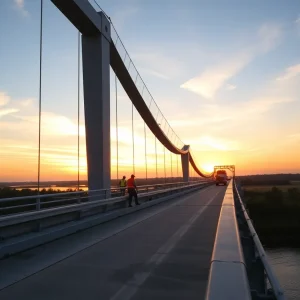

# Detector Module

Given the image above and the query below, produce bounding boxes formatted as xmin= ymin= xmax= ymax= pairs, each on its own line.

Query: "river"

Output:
xmin=267 ymin=248 xmax=300 ymax=300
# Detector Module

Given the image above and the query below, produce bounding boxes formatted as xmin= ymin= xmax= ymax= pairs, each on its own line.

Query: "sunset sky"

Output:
xmin=0 ymin=0 xmax=300 ymax=182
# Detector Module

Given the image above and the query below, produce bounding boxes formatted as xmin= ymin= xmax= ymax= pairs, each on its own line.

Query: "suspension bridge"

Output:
xmin=0 ymin=1 xmax=285 ymax=299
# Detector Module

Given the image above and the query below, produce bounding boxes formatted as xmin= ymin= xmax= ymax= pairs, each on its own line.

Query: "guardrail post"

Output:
xmin=249 ymin=257 xmax=267 ymax=295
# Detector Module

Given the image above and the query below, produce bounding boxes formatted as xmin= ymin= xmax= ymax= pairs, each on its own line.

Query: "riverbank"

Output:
xmin=243 ymin=185 xmax=300 ymax=247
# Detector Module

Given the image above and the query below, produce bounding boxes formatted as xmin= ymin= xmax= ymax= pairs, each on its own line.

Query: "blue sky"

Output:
xmin=0 ymin=0 xmax=300 ymax=181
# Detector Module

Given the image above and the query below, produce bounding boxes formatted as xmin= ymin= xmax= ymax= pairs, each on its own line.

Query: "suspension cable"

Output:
xmin=37 ymin=0 xmax=43 ymax=198
xmin=77 ymin=31 xmax=80 ymax=191
xmin=115 ymin=75 xmax=119 ymax=181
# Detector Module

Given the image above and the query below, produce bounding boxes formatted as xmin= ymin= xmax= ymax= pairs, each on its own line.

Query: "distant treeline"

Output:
xmin=243 ymin=186 xmax=300 ymax=247
xmin=0 ymin=177 xmax=201 ymax=199
xmin=237 ymin=173 xmax=300 ymax=186
xmin=0 ymin=177 xmax=203 ymax=189
xmin=0 ymin=187 xmax=80 ymax=199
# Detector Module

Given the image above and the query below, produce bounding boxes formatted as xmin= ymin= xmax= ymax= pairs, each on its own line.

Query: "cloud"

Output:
xmin=242 ymin=96 xmax=293 ymax=115
xmin=287 ymin=133 xmax=300 ymax=140
xmin=0 ymin=92 xmax=10 ymax=106
xmin=16 ymin=112 xmax=85 ymax=136
xmin=296 ymin=15 xmax=300 ymax=36
xmin=112 ymin=7 xmax=138 ymax=30
xmin=0 ymin=108 xmax=20 ymax=118
xmin=180 ymin=23 xmax=282 ymax=99
xmin=14 ymin=0 xmax=29 ymax=17
xmin=187 ymin=135 xmax=240 ymax=151
xmin=0 ymin=91 xmax=20 ymax=118
xmin=139 ymin=67 xmax=170 ymax=80
xmin=180 ymin=54 xmax=250 ymax=98
xmin=132 ymin=50 xmax=183 ymax=80
xmin=202 ymin=95 xmax=294 ymax=126
xmin=19 ymin=98 xmax=34 ymax=107
xmin=276 ymin=64 xmax=300 ymax=81
xmin=171 ymin=67 xmax=297 ymax=150
xmin=226 ymin=84 xmax=236 ymax=91
xmin=257 ymin=23 xmax=282 ymax=53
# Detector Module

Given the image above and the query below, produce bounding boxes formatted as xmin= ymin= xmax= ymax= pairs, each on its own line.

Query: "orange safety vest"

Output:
xmin=127 ymin=178 xmax=135 ymax=188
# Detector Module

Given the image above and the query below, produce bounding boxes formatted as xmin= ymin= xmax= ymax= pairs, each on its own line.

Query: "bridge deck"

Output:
xmin=0 ymin=186 xmax=225 ymax=300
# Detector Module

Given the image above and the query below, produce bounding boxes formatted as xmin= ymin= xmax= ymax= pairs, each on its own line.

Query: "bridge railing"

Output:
xmin=205 ymin=180 xmax=252 ymax=300
xmin=0 ymin=181 xmax=207 ymax=216
xmin=206 ymin=180 xmax=285 ymax=300
xmin=0 ymin=180 xmax=212 ymax=259
xmin=233 ymin=181 xmax=285 ymax=300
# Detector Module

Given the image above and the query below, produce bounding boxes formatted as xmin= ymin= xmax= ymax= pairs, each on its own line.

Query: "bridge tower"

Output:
xmin=51 ymin=0 xmax=195 ymax=195
xmin=181 ymin=145 xmax=190 ymax=182
xmin=51 ymin=1 xmax=111 ymax=197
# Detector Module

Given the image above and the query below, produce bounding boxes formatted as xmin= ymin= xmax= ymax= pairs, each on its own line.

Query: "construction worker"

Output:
xmin=127 ymin=174 xmax=140 ymax=207
xmin=119 ymin=175 xmax=127 ymax=196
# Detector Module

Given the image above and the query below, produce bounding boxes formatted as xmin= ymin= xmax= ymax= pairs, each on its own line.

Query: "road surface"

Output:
xmin=0 ymin=185 xmax=226 ymax=300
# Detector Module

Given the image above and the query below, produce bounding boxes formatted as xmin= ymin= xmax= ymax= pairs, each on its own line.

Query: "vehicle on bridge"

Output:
xmin=215 ymin=170 xmax=227 ymax=186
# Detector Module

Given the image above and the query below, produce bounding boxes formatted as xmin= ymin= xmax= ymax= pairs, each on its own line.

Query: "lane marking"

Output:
xmin=109 ymin=189 xmax=222 ymax=300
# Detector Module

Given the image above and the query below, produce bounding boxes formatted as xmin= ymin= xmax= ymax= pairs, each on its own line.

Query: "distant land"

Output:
xmin=0 ymin=177 xmax=203 ymax=188
xmin=1 ymin=173 xmax=300 ymax=188
xmin=237 ymin=173 xmax=300 ymax=185
xmin=0 ymin=180 xmax=89 ymax=188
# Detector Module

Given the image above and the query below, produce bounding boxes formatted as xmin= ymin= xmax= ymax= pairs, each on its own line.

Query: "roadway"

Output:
xmin=0 ymin=185 xmax=226 ymax=300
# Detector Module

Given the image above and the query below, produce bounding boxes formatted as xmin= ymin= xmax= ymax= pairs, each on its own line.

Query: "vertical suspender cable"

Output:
xmin=164 ymin=146 xmax=166 ymax=183
xmin=144 ymin=122 xmax=147 ymax=181
xmin=155 ymin=137 xmax=158 ymax=179
xmin=115 ymin=75 xmax=119 ymax=181
xmin=170 ymin=151 xmax=173 ymax=180
xmin=37 ymin=0 xmax=43 ymax=208
xmin=177 ymin=154 xmax=179 ymax=181
xmin=132 ymin=103 xmax=135 ymax=174
xmin=77 ymin=31 xmax=80 ymax=191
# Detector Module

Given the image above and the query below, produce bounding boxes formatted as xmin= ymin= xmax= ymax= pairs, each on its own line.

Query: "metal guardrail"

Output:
xmin=234 ymin=181 xmax=285 ymax=300
xmin=206 ymin=180 xmax=285 ymax=300
xmin=0 ymin=181 xmax=211 ymax=259
xmin=0 ymin=181 xmax=208 ymax=216
xmin=205 ymin=180 xmax=252 ymax=300
xmin=0 ymin=181 xmax=210 ymax=227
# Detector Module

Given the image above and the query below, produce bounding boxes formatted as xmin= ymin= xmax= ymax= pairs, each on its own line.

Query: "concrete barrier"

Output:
xmin=205 ymin=180 xmax=251 ymax=300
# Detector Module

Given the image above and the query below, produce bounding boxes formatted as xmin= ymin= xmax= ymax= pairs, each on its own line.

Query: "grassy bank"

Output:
xmin=243 ymin=184 xmax=300 ymax=247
